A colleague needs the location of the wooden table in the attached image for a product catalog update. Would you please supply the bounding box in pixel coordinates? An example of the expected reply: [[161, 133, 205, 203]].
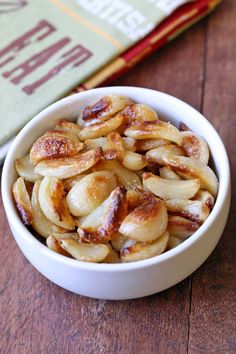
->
[[1, 1, 235, 353]]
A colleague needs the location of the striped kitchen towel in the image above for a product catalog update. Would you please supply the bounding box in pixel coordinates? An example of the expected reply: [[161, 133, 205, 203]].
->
[[0, 0, 221, 161]]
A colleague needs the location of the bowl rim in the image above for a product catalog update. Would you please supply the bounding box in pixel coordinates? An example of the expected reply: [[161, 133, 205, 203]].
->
[[1, 86, 231, 273]]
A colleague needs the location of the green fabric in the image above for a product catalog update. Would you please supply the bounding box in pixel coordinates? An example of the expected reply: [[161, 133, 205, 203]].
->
[[0, 0, 176, 145]]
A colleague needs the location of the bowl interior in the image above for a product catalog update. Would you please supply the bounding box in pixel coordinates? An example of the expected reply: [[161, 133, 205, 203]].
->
[[2, 87, 230, 270]]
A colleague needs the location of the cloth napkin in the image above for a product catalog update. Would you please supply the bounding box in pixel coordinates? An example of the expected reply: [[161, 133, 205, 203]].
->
[[74, 0, 221, 91], [0, 0, 221, 161]]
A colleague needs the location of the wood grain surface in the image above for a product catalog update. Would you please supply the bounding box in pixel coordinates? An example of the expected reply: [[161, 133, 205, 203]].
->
[[0, 1, 235, 353]]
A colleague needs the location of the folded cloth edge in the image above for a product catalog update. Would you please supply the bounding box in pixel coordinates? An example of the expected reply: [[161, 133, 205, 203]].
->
[[0, 0, 222, 163]]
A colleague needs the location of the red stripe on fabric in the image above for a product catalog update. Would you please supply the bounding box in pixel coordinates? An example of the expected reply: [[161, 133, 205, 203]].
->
[[123, 0, 210, 62], [102, 2, 214, 85]]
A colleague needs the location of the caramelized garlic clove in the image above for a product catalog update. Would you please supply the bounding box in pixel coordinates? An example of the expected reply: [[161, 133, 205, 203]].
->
[[60, 238, 110, 263], [120, 231, 169, 262], [122, 151, 146, 171], [12, 177, 33, 226], [46, 235, 71, 256], [78, 187, 127, 243], [143, 173, 200, 200], [167, 215, 200, 239], [111, 232, 128, 251], [104, 159, 142, 190], [119, 197, 168, 242], [31, 180, 55, 238], [66, 171, 117, 216], [15, 154, 42, 182], [136, 138, 169, 152], [38, 176, 76, 230], [54, 120, 81, 136], [146, 144, 184, 165], [103, 132, 125, 161], [181, 131, 209, 165], [166, 235, 183, 250], [159, 167, 181, 180], [124, 120, 182, 146], [79, 114, 123, 141], [165, 199, 210, 224], [192, 189, 215, 210], [78, 95, 132, 127], [34, 148, 102, 179], [163, 155, 218, 197], [30, 130, 84, 166]]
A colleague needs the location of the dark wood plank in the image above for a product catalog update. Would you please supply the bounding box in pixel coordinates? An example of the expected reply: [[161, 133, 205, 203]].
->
[[188, 1, 236, 353]]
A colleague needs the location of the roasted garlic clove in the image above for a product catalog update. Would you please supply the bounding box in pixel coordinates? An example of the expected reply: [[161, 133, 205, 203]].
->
[[78, 187, 127, 243], [166, 235, 183, 250], [122, 137, 137, 152], [46, 235, 71, 256], [111, 232, 128, 251], [31, 180, 55, 238], [181, 131, 209, 165], [125, 103, 158, 124], [51, 224, 71, 234], [78, 95, 131, 127], [136, 138, 169, 152], [159, 167, 181, 180], [126, 189, 141, 210], [54, 120, 81, 136], [120, 230, 169, 262], [103, 132, 125, 161], [122, 151, 146, 171], [93, 159, 142, 190], [163, 155, 218, 197], [104, 159, 142, 190], [34, 148, 102, 179], [103, 245, 120, 263], [79, 114, 123, 141], [167, 215, 200, 239], [192, 189, 215, 210], [15, 154, 42, 182], [124, 120, 182, 145], [30, 130, 84, 166], [66, 171, 117, 216], [12, 177, 33, 225], [143, 173, 200, 200], [38, 176, 76, 230], [165, 199, 210, 223], [85, 136, 136, 152], [126, 188, 155, 211], [51, 232, 80, 240], [119, 196, 168, 242], [146, 144, 184, 165], [59, 238, 110, 263], [117, 103, 158, 133], [85, 137, 107, 150], [92, 159, 109, 172], [63, 174, 88, 193]]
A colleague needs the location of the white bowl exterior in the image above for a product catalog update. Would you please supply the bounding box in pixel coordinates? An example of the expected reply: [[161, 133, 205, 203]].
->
[[8, 200, 229, 300], [2, 87, 231, 300]]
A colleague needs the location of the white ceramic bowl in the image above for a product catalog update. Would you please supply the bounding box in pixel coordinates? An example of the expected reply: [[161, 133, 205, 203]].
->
[[1, 87, 231, 300]]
